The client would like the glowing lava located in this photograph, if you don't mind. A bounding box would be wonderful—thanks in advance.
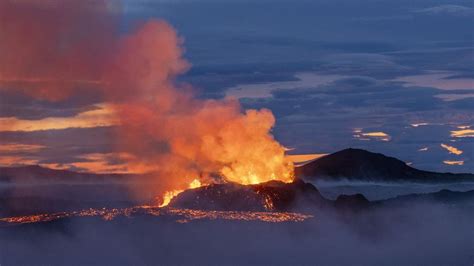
[0,207,313,226]
[159,178,202,207]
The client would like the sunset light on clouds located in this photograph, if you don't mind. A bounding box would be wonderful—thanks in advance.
[0,104,118,132]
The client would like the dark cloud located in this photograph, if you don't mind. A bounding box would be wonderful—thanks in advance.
[0,90,103,120]
[447,97,474,110]
[386,47,474,74]
[0,127,115,164]
[240,73,474,172]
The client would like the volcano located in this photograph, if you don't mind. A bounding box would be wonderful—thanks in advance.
[1,148,473,219]
[169,179,329,212]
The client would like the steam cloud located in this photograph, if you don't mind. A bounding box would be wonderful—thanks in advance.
[0,0,294,201]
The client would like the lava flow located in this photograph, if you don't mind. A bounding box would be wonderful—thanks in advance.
[0,207,313,226]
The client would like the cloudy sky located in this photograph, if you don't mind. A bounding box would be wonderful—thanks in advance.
[0,0,473,173]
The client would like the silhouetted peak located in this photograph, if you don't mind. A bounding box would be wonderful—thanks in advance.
[296,148,473,182]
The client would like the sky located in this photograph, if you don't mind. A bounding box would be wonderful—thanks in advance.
[0,0,473,173]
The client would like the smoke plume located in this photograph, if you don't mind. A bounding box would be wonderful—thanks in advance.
[0,0,294,203]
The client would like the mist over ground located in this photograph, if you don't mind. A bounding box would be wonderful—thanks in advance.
[0,198,472,266]
[313,180,474,200]
[1,177,473,265]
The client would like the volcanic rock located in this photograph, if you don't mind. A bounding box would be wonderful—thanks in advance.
[169,179,330,212]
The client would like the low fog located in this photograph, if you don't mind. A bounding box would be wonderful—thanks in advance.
[312,180,474,200]
[1,193,473,266]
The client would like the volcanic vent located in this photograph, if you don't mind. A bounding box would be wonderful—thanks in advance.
[168,179,329,212]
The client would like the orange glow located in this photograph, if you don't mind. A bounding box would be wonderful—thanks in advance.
[443,160,464,166]
[286,153,327,165]
[450,129,474,138]
[440,143,463,155]
[0,2,295,204]
[0,156,39,166]
[0,104,118,132]
[189,179,202,189]
[0,207,313,225]
[0,143,45,153]
[159,179,202,207]
[362,132,389,137]
[354,130,391,141]
[104,21,295,196]
[159,190,184,208]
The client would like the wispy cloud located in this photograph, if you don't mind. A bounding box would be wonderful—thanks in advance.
[0,104,118,132]
[0,156,39,166]
[41,152,155,174]
[353,130,391,142]
[411,123,430,127]
[414,5,474,16]
[450,129,474,138]
[443,160,464,166]
[0,143,45,153]
[440,143,463,155]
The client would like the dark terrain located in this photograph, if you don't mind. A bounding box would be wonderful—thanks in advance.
[1,148,474,216]
[296,148,474,182]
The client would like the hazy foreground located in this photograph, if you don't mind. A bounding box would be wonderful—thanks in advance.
[1,180,473,266]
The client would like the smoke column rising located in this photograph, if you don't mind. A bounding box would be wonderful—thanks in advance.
[0,0,294,203]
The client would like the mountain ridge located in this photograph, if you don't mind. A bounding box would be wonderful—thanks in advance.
[295,148,474,182]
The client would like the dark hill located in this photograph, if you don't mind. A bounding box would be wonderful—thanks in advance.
[295,148,474,182]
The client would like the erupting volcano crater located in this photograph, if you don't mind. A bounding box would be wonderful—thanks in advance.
[168,179,328,212]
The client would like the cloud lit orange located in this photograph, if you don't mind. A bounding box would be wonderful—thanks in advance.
[450,129,474,138]
[0,104,118,132]
[440,143,463,155]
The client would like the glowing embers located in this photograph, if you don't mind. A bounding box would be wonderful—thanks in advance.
[168,209,311,223]
[0,206,313,226]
